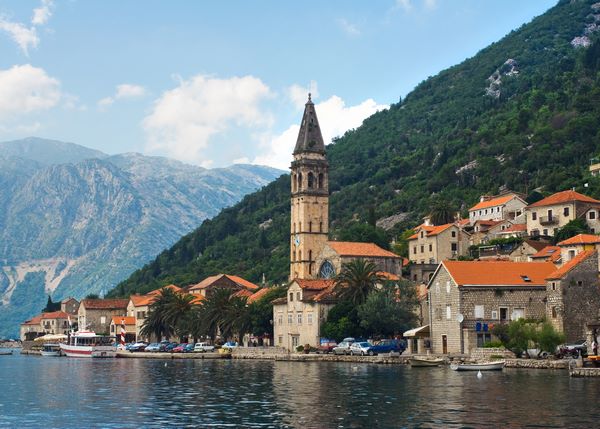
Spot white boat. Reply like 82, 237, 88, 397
450, 361, 505, 371
60, 331, 117, 358
0, 349, 12, 356
409, 356, 444, 367
41, 343, 62, 357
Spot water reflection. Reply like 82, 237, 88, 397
1, 353, 600, 428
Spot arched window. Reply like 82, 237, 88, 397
319, 260, 335, 279
298, 173, 302, 190
308, 250, 312, 261
319, 221, 323, 233
309, 221, 312, 232
318, 173, 324, 189
308, 172, 314, 188
292, 174, 296, 192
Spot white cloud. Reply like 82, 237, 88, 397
337, 18, 361, 36
0, 20, 39, 55
143, 74, 272, 164
0, 64, 61, 117
395, 0, 437, 12
98, 83, 147, 107
252, 95, 386, 170
32, 0, 54, 26
288, 81, 319, 110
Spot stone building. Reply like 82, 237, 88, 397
60, 297, 79, 315
525, 190, 600, 237
428, 260, 555, 354
529, 245, 562, 264
556, 233, 600, 263
20, 314, 43, 341
546, 250, 600, 342
77, 299, 129, 334
20, 311, 71, 341
272, 279, 336, 350
408, 222, 470, 284
188, 274, 259, 298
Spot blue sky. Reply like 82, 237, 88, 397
0, 0, 557, 169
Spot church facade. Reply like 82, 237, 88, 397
274, 94, 402, 351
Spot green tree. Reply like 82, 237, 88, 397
553, 219, 591, 244
357, 280, 419, 338
195, 288, 235, 341
429, 196, 455, 225
249, 287, 287, 338
42, 295, 60, 312
534, 321, 565, 355
337, 223, 390, 250
140, 288, 180, 341
334, 259, 385, 306
320, 300, 361, 341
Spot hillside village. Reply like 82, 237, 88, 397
18, 94, 600, 361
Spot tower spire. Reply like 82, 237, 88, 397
293, 93, 325, 155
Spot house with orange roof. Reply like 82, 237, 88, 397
20, 314, 43, 341
407, 221, 470, 284
19, 311, 72, 341
468, 193, 527, 225
525, 190, 600, 237
546, 250, 600, 342
529, 245, 562, 264
556, 233, 600, 263
428, 260, 556, 354
273, 278, 337, 350
188, 274, 259, 298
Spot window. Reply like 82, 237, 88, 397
296, 292, 301, 301
318, 173, 324, 189
297, 173, 302, 190
307, 313, 313, 325
292, 336, 299, 348
100, 316, 106, 325
309, 222, 312, 232
451, 243, 458, 251
491, 310, 498, 320
420, 231, 424, 238
413, 246, 417, 255
435, 307, 442, 321
289, 293, 294, 302
429, 244, 432, 252
512, 308, 525, 320
543, 229, 548, 236
499, 307, 508, 321
551, 306, 557, 319
578, 280, 583, 287
278, 315, 283, 325
474, 305, 484, 319
569, 250, 576, 260
297, 313, 302, 325
564, 207, 570, 217
446, 281, 451, 294
420, 245, 424, 253
590, 211, 596, 220
307, 172, 314, 188
551, 282, 556, 291
288, 314, 293, 325
278, 336, 283, 345
451, 231, 456, 238
319, 221, 323, 232
485, 209, 488, 214
532, 212, 537, 221
446, 305, 451, 320
319, 260, 335, 279
547, 209, 553, 220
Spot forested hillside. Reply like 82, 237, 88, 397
110, 0, 600, 296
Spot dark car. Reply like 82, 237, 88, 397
557, 340, 587, 358
184, 343, 195, 353
164, 342, 178, 352
368, 339, 405, 355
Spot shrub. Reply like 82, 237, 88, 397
296, 345, 304, 353
483, 341, 504, 348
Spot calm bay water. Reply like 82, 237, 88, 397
1, 351, 600, 428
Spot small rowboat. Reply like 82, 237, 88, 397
409, 356, 444, 367
0, 350, 13, 356
41, 343, 62, 357
450, 361, 505, 371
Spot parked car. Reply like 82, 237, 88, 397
172, 343, 187, 353
158, 340, 171, 352
164, 342, 178, 352
184, 343, 195, 353
144, 343, 161, 352
194, 342, 215, 352
350, 341, 374, 356
368, 339, 405, 355
332, 341, 353, 355
317, 339, 337, 354
127, 342, 148, 352
557, 340, 588, 358
222, 341, 238, 349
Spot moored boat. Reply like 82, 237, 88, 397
60, 331, 117, 358
409, 356, 444, 367
450, 361, 505, 371
0, 349, 13, 356
41, 343, 62, 357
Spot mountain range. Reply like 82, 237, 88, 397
110, 0, 600, 298
0, 138, 282, 337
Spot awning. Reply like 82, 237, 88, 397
33, 334, 68, 342
403, 325, 430, 338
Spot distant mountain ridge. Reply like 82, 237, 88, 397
0, 138, 283, 337
111, 0, 600, 298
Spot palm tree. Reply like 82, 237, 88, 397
223, 296, 253, 344
334, 258, 385, 306
140, 288, 177, 341
166, 292, 195, 342
196, 288, 234, 341
429, 196, 455, 225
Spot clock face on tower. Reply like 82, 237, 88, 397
294, 234, 301, 246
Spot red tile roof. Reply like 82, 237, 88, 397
247, 287, 272, 304
378, 271, 400, 281
313, 284, 337, 303
527, 190, 600, 208
530, 246, 562, 262
408, 223, 455, 240
469, 194, 517, 211
40, 311, 69, 319
557, 234, 600, 246
441, 260, 556, 287
188, 274, 259, 292
547, 250, 596, 280
233, 289, 253, 298
110, 316, 136, 326
130, 294, 154, 307
294, 279, 336, 290
81, 299, 129, 310
502, 223, 527, 232
326, 241, 400, 258
21, 314, 43, 325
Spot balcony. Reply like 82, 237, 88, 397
539, 215, 559, 225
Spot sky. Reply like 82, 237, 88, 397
0, 0, 557, 170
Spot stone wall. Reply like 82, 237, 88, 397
429, 266, 462, 354
470, 347, 515, 360
505, 358, 568, 369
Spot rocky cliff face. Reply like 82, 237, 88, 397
0, 138, 282, 337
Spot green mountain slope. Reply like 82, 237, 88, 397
110, 0, 600, 297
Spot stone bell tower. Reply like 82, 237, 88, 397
290, 93, 329, 280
